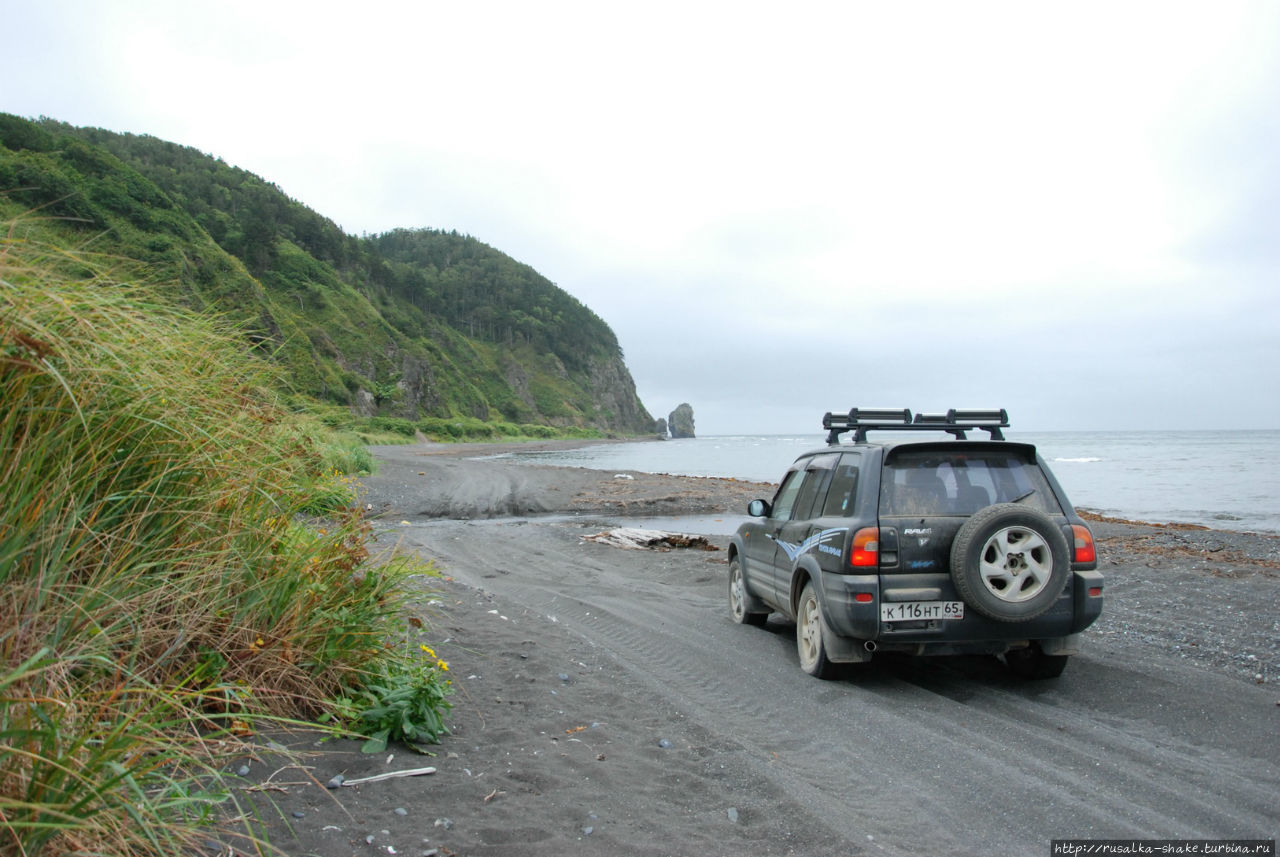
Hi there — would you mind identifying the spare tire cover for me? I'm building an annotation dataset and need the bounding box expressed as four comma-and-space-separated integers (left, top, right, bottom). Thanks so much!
949, 503, 1070, 622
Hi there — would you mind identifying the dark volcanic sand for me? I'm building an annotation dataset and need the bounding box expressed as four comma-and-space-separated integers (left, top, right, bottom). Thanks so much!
228, 440, 1280, 857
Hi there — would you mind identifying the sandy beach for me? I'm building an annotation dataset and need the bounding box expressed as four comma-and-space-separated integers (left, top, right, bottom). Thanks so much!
238, 440, 1280, 857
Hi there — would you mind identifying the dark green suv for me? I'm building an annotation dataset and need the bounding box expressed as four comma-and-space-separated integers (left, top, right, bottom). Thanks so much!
727, 408, 1103, 679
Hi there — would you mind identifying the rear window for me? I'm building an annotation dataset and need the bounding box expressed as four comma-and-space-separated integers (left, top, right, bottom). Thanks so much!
880, 448, 1063, 517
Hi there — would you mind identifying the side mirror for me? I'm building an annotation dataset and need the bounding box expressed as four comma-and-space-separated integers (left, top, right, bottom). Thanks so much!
747, 499, 771, 518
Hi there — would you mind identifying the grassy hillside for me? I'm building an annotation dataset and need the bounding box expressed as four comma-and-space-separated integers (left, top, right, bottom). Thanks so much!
0, 113, 654, 434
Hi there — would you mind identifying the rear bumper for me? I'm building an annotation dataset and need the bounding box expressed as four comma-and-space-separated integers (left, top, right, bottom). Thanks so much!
817, 568, 1104, 650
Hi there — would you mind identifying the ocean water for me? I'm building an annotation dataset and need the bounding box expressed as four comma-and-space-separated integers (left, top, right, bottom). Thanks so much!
490, 430, 1280, 534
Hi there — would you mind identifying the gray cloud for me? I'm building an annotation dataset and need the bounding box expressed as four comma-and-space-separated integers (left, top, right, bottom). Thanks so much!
5, 1, 1278, 432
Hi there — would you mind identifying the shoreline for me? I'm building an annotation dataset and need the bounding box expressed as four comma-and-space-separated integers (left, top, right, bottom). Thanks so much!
359, 440, 1280, 569
381, 438, 1280, 538
401, 435, 658, 457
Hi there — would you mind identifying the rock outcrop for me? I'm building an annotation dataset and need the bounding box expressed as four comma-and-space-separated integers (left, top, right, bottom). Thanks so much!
586, 353, 655, 435
668, 403, 695, 439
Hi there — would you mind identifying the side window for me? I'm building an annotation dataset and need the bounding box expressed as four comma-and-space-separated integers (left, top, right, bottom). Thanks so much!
770, 468, 807, 520
792, 454, 838, 520
821, 453, 861, 517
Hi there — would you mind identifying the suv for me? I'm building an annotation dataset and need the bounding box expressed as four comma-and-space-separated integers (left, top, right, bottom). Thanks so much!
727, 408, 1102, 679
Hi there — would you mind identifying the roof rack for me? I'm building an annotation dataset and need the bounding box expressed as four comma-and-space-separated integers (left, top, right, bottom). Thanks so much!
822, 408, 1009, 444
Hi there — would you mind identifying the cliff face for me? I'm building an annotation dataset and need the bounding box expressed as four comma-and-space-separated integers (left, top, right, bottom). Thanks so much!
587, 354, 655, 434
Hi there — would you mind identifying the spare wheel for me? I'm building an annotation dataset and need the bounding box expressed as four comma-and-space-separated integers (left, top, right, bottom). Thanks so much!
949, 503, 1070, 622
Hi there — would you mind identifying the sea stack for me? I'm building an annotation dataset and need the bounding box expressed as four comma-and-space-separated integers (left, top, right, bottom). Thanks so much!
668, 403, 695, 439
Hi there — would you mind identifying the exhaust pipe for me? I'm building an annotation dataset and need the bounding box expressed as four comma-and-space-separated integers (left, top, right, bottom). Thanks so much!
864, 640, 877, 653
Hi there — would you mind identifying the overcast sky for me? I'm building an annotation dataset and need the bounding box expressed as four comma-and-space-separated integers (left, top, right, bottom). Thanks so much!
5, 1, 1279, 433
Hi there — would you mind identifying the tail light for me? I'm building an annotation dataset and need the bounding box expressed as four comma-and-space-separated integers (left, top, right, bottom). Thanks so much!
850, 527, 880, 567
1071, 525, 1096, 564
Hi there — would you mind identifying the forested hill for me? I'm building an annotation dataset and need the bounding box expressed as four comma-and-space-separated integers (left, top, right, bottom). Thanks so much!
0, 113, 654, 434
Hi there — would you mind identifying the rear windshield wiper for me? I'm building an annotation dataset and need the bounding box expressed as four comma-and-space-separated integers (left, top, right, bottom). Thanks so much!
1010, 489, 1037, 504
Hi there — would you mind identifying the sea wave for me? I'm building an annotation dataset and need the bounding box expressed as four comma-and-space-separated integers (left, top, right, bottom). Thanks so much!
1053, 456, 1103, 463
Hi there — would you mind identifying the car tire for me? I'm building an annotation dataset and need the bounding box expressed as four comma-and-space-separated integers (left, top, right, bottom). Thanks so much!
1005, 643, 1069, 679
728, 558, 769, 627
796, 582, 837, 679
950, 503, 1070, 622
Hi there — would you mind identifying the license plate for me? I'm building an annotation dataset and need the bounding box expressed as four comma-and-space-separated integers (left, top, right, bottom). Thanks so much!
881, 600, 965, 621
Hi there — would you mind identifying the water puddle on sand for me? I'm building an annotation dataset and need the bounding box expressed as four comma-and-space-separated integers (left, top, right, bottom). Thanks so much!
394, 512, 743, 537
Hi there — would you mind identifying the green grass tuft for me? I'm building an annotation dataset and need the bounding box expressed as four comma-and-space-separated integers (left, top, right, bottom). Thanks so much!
0, 222, 449, 855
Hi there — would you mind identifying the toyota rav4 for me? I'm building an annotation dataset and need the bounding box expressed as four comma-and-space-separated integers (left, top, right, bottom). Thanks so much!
727, 408, 1103, 679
